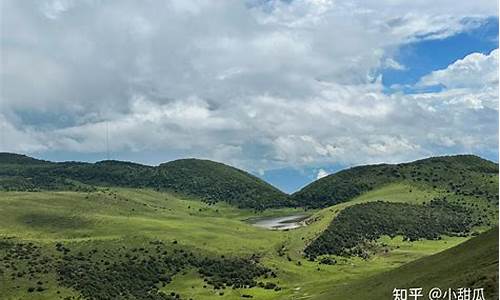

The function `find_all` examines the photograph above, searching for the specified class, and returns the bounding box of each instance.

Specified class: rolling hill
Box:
[293,154,499,208]
[155,159,292,209]
[0,186,486,300]
[2,153,497,211]
[0,153,291,209]
[0,153,497,299]
[299,155,498,264]
[319,227,499,300]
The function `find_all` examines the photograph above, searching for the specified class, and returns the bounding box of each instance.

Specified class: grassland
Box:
[317,227,499,300]
[1,180,495,300]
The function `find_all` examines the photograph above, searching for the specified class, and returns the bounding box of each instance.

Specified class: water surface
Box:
[248,214,309,230]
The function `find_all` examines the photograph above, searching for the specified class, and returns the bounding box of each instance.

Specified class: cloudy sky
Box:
[1,0,498,192]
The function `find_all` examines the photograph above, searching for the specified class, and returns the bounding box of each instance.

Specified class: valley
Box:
[0,154,498,299]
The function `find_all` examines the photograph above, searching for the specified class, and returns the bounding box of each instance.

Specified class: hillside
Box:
[3,153,497,211]
[156,159,292,209]
[304,200,474,258]
[0,153,291,209]
[0,187,476,300]
[319,227,499,300]
[0,153,497,299]
[293,155,499,208]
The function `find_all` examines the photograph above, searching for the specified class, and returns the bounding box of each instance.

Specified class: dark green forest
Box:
[304,200,475,258]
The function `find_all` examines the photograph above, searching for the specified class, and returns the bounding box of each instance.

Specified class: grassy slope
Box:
[0,153,290,209]
[1,182,485,300]
[0,154,497,299]
[318,227,499,300]
[0,189,297,300]
[293,155,499,208]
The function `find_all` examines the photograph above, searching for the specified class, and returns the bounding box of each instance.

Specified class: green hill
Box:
[156,159,292,209]
[0,153,291,209]
[0,153,497,299]
[293,155,499,208]
[319,227,499,300]
[304,200,474,258]
[0,186,482,300]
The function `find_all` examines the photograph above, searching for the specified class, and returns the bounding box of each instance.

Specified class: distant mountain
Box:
[319,227,499,300]
[0,153,292,210]
[293,155,499,208]
[2,153,497,210]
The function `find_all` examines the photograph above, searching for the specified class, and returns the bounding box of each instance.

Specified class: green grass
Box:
[0,154,497,299]
[1,179,493,299]
[0,189,296,255]
[317,227,499,300]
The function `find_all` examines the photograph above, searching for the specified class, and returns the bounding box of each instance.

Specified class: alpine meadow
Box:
[1,1,499,300]
[0,153,498,299]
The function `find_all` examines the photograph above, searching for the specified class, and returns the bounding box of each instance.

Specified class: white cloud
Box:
[0,0,498,172]
[316,168,329,180]
[0,116,48,153]
[383,58,406,70]
[418,49,499,89]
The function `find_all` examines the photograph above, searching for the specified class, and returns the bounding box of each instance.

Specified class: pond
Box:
[247,214,309,230]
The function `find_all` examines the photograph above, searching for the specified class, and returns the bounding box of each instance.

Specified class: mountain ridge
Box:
[1,152,498,210]
[293,154,498,208]
[0,152,291,210]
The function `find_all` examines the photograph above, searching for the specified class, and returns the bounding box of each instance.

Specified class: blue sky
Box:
[382,17,499,89]
[262,165,344,193]
[261,17,500,194]
[1,0,498,194]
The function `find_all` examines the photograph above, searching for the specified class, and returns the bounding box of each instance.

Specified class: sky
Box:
[1,0,498,193]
